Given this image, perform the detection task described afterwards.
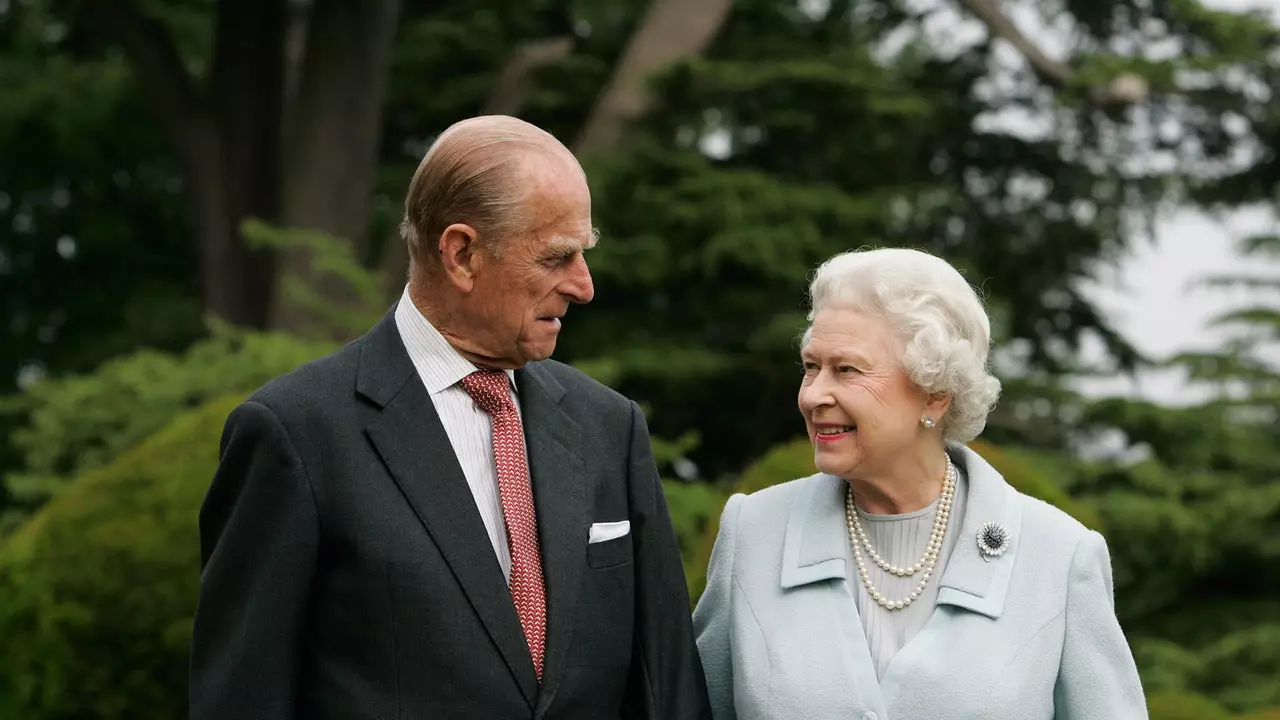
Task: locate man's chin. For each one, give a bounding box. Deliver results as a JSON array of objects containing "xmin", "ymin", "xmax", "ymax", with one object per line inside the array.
[{"xmin": 519, "ymin": 340, "xmax": 558, "ymax": 363}]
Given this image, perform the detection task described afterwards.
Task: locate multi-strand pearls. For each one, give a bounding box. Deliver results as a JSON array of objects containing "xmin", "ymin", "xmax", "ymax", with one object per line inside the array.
[{"xmin": 845, "ymin": 454, "xmax": 956, "ymax": 611}]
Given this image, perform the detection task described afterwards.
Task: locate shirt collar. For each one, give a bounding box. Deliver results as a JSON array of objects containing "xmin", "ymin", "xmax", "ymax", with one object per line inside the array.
[{"xmin": 394, "ymin": 285, "xmax": 517, "ymax": 395}]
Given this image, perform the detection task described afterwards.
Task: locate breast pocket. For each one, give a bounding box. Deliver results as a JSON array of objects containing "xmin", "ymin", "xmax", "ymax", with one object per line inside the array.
[{"xmin": 586, "ymin": 533, "xmax": 633, "ymax": 569}]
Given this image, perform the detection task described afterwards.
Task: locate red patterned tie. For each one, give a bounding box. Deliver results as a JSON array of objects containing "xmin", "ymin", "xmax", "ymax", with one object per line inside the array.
[{"xmin": 460, "ymin": 370, "xmax": 547, "ymax": 682}]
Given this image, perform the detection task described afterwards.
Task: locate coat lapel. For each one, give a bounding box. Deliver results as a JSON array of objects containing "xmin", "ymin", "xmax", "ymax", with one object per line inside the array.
[
  {"xmin": 778, "ymin": 445, "xmax": 1027, "ymax": 715},
  {"xmin": 357, "ymin": 313, "xmax": 539, "ymax": 708},
  {"xmin": 517, "ymin": 363, "xmax": 589, "ymax": 718},
  {"xmin": 934, "ymin": 443, "xmax": 1022, "ymax": 619},
  {"xmin": 779, "ymin": 474, "xmax": 888, "ymax": 717},
  {"xmin": 878, "ymin": 443, "xmax": 1024, "ymax": 705}
]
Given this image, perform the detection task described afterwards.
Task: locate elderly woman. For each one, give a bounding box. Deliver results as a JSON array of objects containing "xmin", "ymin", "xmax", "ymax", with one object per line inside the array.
[{"xmin": 692, "ymin": 248, "xmax": 1148, "ymax": 719}]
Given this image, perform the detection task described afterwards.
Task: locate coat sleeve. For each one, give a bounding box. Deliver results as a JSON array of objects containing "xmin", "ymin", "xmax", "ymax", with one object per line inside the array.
[
  {"xmin": 189, "ymin": 400, "xmax": 320, "ymax": 720},
  {"xmin": 621, "ymin": 401, "xmax": 714, "ymax": 720},
  {"xmin": 691, "ymin": 493, "xmax": 744, "ymax": 720},
  {"xmin": 1054, "ymin": 530, "xmax": 1149, "ymax": 720}
]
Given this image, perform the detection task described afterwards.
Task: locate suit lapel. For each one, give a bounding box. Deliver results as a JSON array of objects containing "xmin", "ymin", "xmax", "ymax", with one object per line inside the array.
[
  {"xmin": 516, "ymin": 363, "xmax": 589, "ymax": 716},
  {"xmin": 357, "ymin": 313, "xmax": 539, "ymax": 708}
]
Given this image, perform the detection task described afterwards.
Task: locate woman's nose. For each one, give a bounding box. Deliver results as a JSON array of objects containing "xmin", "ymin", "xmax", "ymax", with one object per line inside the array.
[{"xmin": 798, "ymin": 372, "xmax": 833, "ymax": 411}]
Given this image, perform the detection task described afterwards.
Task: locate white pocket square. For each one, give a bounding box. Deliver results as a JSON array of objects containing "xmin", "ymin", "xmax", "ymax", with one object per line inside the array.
[{"xmin": 588, "ymin": 520, "xmax": 631, "ymax": 544}]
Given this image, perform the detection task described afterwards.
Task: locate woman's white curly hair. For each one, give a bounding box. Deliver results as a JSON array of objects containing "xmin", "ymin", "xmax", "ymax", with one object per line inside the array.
[{"xmin": 802, "ymin": 247, "xmax": 1002, "ymax": 442}]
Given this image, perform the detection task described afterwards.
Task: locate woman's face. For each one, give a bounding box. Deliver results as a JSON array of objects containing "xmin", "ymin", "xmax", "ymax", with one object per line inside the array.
[{"xmin": 797, "ymin": 307, "xmax": 942, "ymax": 480}]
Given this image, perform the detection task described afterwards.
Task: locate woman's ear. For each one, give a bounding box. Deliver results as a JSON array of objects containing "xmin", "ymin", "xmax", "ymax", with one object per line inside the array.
[{"xmin": 923, "ymin": 391, "xmax": 952, "ymax": 425}]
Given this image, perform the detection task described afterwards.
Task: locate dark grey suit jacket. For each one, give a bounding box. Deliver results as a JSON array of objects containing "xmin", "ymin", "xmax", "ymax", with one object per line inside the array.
[{"xmin": 189, "ymin": 313, "xmax": 711, "ymax": 719}]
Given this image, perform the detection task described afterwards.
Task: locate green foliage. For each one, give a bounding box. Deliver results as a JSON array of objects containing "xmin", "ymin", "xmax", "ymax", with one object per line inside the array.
[
  {"xmin": 241, "ymin": 218, "xmax": 390, "ymax": 342},
  {"xmin": 1, "ymin": 323, "xmax": 334, "ymax": 533},
  {"xmin": 3, "ymin": 0, "xmax": 1280, "ymax": 714},
  {"xmin": 662, "ymin": 479, "xmax": 727, "ymax": 600},
  {"xmin": 0, "ymin": 394, "xmax": 241, "ymax": 718},
  {"xmin": 1067, "ymin": 237, "xmax": 1280, "ymax": 715},
  {"xmin": 1147, "ymin": 692, "xmax": 1234, "ymax": 720}
]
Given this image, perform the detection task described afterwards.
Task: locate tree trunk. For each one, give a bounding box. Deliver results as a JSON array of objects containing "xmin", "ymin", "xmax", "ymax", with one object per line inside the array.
[
  {"xmin": 574, "ymin": 0, "xmax": 734, "ymax": 157},
  {"xmin": 208, "ymin": 0, "xmax": 286, "ymax": 328},
  {"xmin": 270, "ymin": 0, "xmax": 403, "ymax": 335},
  {"xmin": 91, "ymin": 0, "xmax": 285, "ymax": 329}
]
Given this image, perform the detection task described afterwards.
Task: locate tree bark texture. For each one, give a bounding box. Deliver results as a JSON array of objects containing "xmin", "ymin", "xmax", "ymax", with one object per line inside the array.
[
  {"xmin": 92, "ymin": 0, "xmax": 403, "ymax": 333},
  {"xmin": 91, "ymin": 0, "xmax": 286, "ymax": 329},
  {"xmin": 270, "ymin": 0, "xmax": 403, "ymax": 333}
]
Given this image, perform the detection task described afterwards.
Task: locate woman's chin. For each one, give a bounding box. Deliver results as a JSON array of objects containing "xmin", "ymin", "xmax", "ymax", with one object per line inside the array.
[{"xmin": 812, "ymin": 448, "xmax": 858, "ymax": 477}]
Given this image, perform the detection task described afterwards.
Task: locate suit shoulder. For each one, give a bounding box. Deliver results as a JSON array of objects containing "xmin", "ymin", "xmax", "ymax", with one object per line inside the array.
[
  {"xmin": 535, "ymin": 359, "xmax": 633, "ymax": 409},
  {"xmin": 243, "ymin": 340, "xmax": 361, "ymax": 419}
]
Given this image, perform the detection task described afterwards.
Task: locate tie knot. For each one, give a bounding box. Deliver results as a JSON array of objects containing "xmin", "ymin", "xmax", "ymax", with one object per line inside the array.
[{"xmin": 460, "ymin": 370, "xmax": 514, "ymax": 416}]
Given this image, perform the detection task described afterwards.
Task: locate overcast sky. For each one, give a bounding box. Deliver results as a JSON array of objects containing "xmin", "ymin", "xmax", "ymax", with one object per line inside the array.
[{"xmin": 1074, "ymin": 0, "xmax": 1279, "ymax": 403}]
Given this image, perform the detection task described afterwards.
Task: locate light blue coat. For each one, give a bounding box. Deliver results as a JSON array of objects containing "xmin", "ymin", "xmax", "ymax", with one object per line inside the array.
[{"xmin": 692, "ymin": 443, "xmax": 1148, "ymax": 720}]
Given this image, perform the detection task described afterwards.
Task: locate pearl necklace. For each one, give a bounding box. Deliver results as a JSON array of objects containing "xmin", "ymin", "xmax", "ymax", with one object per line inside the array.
[{"xmin": 845, "ymin": 455, "xmax": 956, "ymax": 611}]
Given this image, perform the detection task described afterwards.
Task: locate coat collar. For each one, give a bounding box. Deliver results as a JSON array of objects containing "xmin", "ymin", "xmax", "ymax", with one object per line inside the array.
[{"xmin": 779, "ymin": 443, "xmax": 1021, "ymax": 619}]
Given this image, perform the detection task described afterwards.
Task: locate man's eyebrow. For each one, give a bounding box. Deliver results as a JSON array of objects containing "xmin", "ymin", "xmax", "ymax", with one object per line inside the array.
[
  {"xmin": 548, "ymin": 228, "xmax": 600, "ymax": 254},
  {"xmin": 545, "ymin": 236, "xmax": 584, "ymax": 256}
]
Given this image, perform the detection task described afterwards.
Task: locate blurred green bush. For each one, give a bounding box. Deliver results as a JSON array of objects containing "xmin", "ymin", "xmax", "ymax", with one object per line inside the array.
[
  {"xmin": 0, "ymin": 394, "xmax": 241, "ymax": 718},
  {"xmin": 1, "ymin": 323, "xmax": 336, "ymax": 534}
]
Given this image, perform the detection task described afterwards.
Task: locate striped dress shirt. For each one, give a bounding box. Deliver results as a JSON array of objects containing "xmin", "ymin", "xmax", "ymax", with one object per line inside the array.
[{"xmin": 394, "ymin": 287, "xmax": 520, "ymax": 582}]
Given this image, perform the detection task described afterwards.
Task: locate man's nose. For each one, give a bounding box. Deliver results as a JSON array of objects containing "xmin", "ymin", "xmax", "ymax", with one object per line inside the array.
[{"xmin": 562, "ymin": 255, "xmax": 594, "ymax": 304}]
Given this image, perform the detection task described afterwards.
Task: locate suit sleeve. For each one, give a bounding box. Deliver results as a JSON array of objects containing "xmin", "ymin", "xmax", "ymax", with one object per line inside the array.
[
  {"xmin": 691, "ymin": 494, "xmax": 743, "ymax": 720},
  {"xmin": 1054, "ymin": 530, "xmax": 1149, "ymax": 720},
  {"xmin": 189, "ymin": 400, "xmax": 320, "ymax": 720},
  {"xmin": 622, "ymin": 401, "xmax": 713, "ymax": 720}
]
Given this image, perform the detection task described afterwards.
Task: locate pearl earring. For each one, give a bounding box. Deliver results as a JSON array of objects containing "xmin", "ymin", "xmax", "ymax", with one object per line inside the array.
[{"xmin": 920, "ymin": 416, "xmax": 936, "ymax": 429}]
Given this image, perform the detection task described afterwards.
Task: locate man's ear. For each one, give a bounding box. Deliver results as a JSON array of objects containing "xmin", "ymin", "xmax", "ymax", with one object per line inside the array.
[{"xmin": 437, "ymin": 223, "xmax": 481, "ymax": 291}]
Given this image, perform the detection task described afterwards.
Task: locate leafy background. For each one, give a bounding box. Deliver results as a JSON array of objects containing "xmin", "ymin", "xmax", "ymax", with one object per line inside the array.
[{"xmin": 1, "ymin": 0, "xmax": 1278, "ymax": 717}]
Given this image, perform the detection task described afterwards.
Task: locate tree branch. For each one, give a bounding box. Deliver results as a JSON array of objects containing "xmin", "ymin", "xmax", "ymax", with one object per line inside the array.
[
  {"xmin": 574, "ymin": 0, "xmax": 734, "ymax": 156},
  {"xmin": 483, "ymin": 36, "xmax": 574, "ymax": 117},
  {"xmin": 86, "ymin": 0, "xmax": 203, "ymax": 137},
  {"xmin": 959, "ymin": 0, "xmax": 1148, "ymax": 107}
]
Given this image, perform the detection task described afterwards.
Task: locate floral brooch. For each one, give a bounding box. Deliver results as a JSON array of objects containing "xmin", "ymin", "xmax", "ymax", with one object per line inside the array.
[{"xmin": 976, "ymin": 521, "xmax": 1010, "ymax": 561}]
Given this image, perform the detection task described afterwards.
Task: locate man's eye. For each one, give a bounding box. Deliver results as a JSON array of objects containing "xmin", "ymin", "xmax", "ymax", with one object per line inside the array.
[{"xmin": 839, "ymin": 365, "xmax": 859, "ymax": 373}]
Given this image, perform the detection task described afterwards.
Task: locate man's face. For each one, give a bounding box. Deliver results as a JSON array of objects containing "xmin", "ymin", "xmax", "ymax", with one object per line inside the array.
[{"xmin": 463, "ymin": 160, "xmax": 596, "ymax": 368}]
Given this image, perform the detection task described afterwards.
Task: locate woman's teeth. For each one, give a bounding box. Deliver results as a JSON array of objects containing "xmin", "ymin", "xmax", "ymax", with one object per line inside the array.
[{"xmin": 817, "ymin": 426, "xmax": 854, "ymax": 435}]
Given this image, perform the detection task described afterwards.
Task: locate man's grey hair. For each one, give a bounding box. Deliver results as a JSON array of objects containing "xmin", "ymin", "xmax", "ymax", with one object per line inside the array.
[
  {"xmin": 400, "ymin": 115, "xmax": 581, "ymax": 268},
  {"xmin": 801, "ymin": 247, "xmax": 1002, "ymax": 442}
]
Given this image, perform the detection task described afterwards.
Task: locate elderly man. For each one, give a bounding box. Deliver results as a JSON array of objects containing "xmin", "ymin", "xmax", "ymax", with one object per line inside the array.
[{"xmin": 190, "ymin": 116, "xmax": 711, "ymax": 720}]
